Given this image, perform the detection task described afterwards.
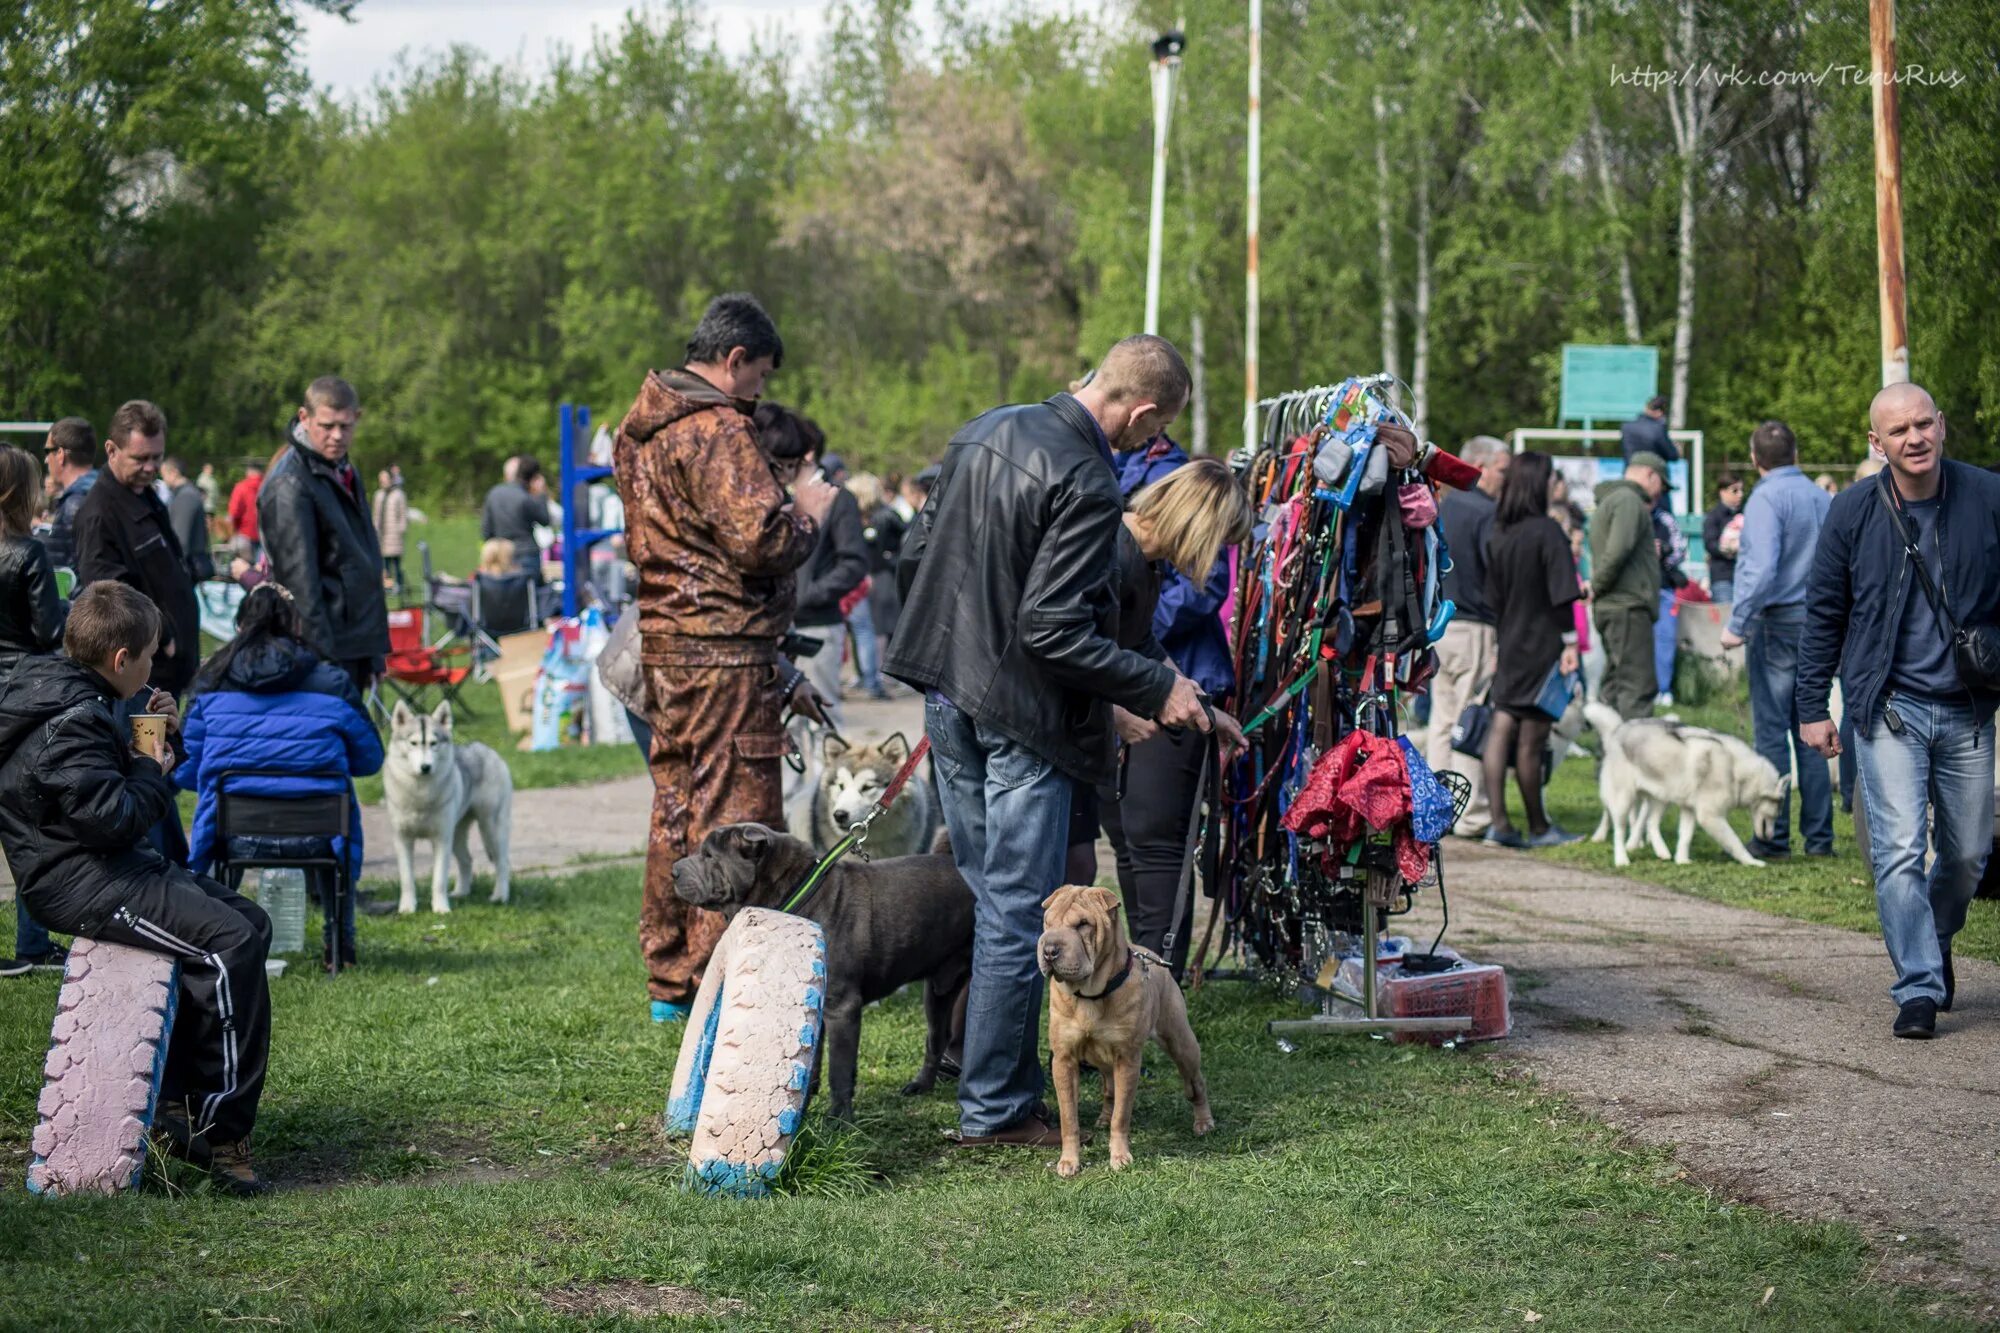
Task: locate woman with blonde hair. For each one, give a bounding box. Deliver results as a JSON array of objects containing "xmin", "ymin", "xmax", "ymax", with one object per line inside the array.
[
  {"xmin": 477, "ymin": 538, "xmax": 517, "ymax": 578},
  {"xmin": 0, "ymin": 443, "xmax": 69, "ymax": 975},
  {"xmin": 1096, "ymin": 452, "xmax": 1251, "ymax": 975}
]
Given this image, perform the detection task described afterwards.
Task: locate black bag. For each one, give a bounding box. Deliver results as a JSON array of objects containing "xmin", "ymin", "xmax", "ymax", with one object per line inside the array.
[
  {"xmin": 1877, "ymin": 474, "xmax": 2000, "ymax": 693},
  {"xmin": 1449, "ymin": 682, "xmax": 1493, "ymax": 759}
]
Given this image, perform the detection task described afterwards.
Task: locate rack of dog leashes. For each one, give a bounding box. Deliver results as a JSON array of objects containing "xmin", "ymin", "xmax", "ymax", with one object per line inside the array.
[{"xmin": 1180, "ymin": 372, "xmax": 1480, "ymax": 1040}]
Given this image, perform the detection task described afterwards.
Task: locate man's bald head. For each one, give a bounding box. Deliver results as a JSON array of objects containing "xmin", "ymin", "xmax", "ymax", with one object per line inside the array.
[
  {"xmin": 1074, "ymin": 334, "xmax": 1192, "ymax": 453},
  {"xmin": 1867, "ymin": 381, "xmax": 1947, "ymax": 496},
  {"xmin": 1869, "ymin": 381, "xmax": 1935, "ymax": 432}
]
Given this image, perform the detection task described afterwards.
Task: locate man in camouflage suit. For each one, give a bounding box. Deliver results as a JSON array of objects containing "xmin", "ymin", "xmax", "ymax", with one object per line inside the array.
[{"xmin": 614, "ymin": 294, "xmax": 838, "ymax": 1020}]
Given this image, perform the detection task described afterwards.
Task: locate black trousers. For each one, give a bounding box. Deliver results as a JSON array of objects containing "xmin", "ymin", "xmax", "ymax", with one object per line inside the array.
[
  {"xmin": 26, "ymin": 866, "xmax": 272, "ymax": 1144},
  {"xmin": 1096, "ymin": 728, "xmax": 1207, "ymax": 975}
]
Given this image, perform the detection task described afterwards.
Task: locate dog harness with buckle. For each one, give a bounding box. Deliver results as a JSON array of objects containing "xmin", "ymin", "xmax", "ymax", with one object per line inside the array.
[{"xmin": 779, "ymin": 735, "xmax": 932, "ymax": 914}]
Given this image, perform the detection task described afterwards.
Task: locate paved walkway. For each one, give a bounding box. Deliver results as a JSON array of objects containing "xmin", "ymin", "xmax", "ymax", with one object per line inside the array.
[{"xmin": 1404, "ymin": 844, "xmax": 2000, "ymax": 1302}]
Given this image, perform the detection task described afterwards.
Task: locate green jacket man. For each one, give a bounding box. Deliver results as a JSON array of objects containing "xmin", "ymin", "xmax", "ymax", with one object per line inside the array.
[{"xmin": 1590, "ymin": 452, "xmax": 1668, "ymax": 718}]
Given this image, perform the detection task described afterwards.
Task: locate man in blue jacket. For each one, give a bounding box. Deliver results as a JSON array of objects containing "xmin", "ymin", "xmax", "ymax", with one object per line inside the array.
[
  {"xmin": 1718, "ymin": 421, "xmax": 1832, "ymax": 859},
  {"xmin": 1799, "ymin": 383, "xmax": 2000, "ymax": 1039}
]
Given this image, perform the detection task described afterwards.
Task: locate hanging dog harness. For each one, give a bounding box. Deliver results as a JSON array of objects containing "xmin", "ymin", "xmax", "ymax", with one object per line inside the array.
[{"xmin": 779, "ymin": 736, "xmax": 932, "ymax": 915}]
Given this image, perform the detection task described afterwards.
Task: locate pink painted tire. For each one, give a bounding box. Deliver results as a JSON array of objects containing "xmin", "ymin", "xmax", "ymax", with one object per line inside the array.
[
  {"xmin": 28, "ymin": 938, "xmax": 179, "ymax": 1197},
  {"xmin": 665, "ymin": 907, "xmax": 826, "ymax": 1198}
]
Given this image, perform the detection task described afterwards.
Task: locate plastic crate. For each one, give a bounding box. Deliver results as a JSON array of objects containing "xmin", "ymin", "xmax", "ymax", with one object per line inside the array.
[{"xmin": 1381, "ymin": 959, "xmax": 1510, "ymax": 1045}]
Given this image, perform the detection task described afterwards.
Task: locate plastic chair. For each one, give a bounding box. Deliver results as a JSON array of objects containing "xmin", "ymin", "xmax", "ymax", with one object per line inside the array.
[{"xmin": 211, "ymin": 769, "xmax": 354, "ymax": 976}]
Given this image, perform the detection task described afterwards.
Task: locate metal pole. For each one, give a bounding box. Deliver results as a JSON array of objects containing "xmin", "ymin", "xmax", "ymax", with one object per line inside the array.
[
  {"xmin": 1144, "ymin": 35, "xmax": 1183, "ymax": 336},
  {"xmin": 1870, "ymin": 0, "xmax": 1909, "ymax": 387},
  {"xmin": 1243, "ymin": 0, "xmax": 1260, "ymax": 453}
]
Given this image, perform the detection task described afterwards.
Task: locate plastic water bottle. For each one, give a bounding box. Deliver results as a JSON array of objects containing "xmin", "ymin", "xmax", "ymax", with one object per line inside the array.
[{"xmin": 255, "ymin": 869, "xmax": 308, "ymax": 956}]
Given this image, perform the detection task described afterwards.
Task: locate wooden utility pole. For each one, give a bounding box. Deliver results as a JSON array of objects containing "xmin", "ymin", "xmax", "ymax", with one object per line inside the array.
[{"xmin": 1871, "ymin": 0, "xmax": 1909, "ymax": 387}]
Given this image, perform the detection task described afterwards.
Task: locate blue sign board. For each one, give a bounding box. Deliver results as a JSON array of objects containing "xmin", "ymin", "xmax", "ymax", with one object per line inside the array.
[{"xmin": 1559, "ymin": 345, "xmax": 1658, "ymax": 424}]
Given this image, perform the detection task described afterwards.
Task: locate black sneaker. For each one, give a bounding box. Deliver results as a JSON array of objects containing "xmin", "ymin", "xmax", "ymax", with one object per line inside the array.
[
  {"xmin": 0, "ymin": 956, "xmax": 32, "ymax": 978},
  {"xmin": 1893, "ymin": 997, "xmax": 1937, "ymax": 1039},
  {"xmin": 1747, "ymin": 838, "xmax": 1791, "ymax": 862},
  {"xmin": 1941, "ymin": 949, "xmax": 1955, "ymax": 1014},
  {"xmin": 23, "ymin": 940, "xmax": 68, "ymax": 972}
]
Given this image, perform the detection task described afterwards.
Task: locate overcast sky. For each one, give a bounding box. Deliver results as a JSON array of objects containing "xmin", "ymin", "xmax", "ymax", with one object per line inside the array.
[{"xmin": 297, "ymin": 1, "xmax": 1088, "ymax": 101}]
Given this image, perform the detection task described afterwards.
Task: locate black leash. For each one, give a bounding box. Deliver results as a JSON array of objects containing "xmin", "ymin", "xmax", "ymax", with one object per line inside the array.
[{"xmin": 1160, "ymin": 700, "xmax": 1218, "ymax": 965}]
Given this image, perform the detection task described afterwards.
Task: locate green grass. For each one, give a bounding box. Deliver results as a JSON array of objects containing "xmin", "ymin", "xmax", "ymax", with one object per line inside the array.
[
  {"xmin": 0, "ymin": 867, "xmax": 1977, "ymax": 1329},
  {"xmin": 1487, "ymin": 671, "xmax": 2000, "ymax": 967}
]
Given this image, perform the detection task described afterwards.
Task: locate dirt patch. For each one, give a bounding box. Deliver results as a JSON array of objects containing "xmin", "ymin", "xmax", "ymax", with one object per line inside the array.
[{"xmin": 539, "ymin": 1280, "xmax": 745, "ymax": 1319}]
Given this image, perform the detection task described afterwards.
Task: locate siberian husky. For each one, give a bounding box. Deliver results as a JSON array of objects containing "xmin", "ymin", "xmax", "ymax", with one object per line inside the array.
[
  {"xmin": 1584, "ymin": 703, "xmax": 1788, "ymax": 868},
  {"xmin": 814, "ymin": 732, "xmax": 938, "ymax": 858},
  {"xmin": 383, "ymin": 702, "xmax": 515, "ymax": 913}
]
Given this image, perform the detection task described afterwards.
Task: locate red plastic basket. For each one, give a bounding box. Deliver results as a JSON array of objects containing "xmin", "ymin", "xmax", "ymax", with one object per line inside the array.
[{"xmin": 1380, "ymin": 960, "xmax": 1511, "ymax": 1045}]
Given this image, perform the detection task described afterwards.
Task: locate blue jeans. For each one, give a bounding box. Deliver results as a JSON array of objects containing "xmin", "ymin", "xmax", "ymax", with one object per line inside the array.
[
  {"xmin": 926, "ymin": 695, "xmax": 1072, "ymax": 1135},
  {"xmin": 1710, "ymin": 578, "xmax": 1734, "ymax": 606},
  {"xmin": 1853, "ymin": 694, "xmax": 1996, "ymax": 1006},
  {"xmin": 848, "ymin": 597, "xmax": 882, "ymax": 694},
  {"xmin": 1653, "ymin": 588, "xmax": 1680, "ymax": 696},
  {"xmin": 16, "ymin": 898, "xmax": 53, "ymax": 958},
  {"xmin": 1745, "ymin": 606, "xmax": 1834, "ymax": 854}
]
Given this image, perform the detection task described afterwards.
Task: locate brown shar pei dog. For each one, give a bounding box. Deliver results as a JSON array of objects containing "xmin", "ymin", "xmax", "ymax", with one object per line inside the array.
[{"xmin": 1038, "ymin": 885, "xmax": 1214, "ymax": 1177}]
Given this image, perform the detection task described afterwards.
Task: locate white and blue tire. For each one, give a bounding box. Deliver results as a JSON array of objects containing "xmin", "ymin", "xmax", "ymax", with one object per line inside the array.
[{"xmin": 664, "ymin": 907, "xmax": 826, "ymax": 1198}]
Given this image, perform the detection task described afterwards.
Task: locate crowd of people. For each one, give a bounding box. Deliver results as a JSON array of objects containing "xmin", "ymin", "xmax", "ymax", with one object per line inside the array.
[
  {"xmin": 0, "ymin": 379, "xmax": 400, "ymax": 1192},
  {"xmin": 0, "ymin": 287, "xmax": 1992, "ymax": 1197}
]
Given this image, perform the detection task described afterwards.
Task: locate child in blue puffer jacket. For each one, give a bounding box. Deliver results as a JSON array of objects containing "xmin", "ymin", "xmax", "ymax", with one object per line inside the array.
[{"xmin": 175, "ymin": 584, "xmax": 383, "ymax": 969}]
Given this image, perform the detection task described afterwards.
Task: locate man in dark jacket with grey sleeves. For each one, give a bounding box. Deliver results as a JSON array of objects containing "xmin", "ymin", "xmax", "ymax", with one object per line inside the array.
[
  {"xmin": 1798, "ymin": 383, "xmax": 2000, "ymax": 1040},
  {"xmin": 258, "ymin": 377, "xmax": 390, "ymax": 690},
  {"xmin": 885, "ymin": 335, "xmax": 1212, "ymax": 1149}
]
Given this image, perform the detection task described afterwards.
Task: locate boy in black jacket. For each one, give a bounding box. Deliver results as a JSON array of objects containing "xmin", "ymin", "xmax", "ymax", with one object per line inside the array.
[{"xmin": 0, "ymin": 583, "xmax": 272, "ymax": 1193}]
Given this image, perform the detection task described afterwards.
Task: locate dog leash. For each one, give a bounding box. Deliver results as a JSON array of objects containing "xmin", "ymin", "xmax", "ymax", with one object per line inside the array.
[
  {"xmin": 1160, "ymin": 700, "xmax": 1217, "ymax": 967},
  {"xmin": 779, "ymin": 735, "xmax": 932, "ymax": 915}
]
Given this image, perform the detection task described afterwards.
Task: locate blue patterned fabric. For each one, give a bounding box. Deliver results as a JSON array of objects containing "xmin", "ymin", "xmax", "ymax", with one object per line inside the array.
[{"xmin": 1398, "ymin": 736, "xmax": 1454, "ymax": 844}]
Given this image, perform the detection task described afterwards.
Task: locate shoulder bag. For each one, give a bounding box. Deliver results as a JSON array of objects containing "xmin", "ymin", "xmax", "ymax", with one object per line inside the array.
[{"xmin": 1877, "ymin": 472, "xmax": 2000, "ymax": 692}]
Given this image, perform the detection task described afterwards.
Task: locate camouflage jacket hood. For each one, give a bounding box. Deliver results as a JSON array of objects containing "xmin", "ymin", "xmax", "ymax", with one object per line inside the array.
[{"xmin": 614, "ymin": 369, "xmax": 816, "ymax": 666}]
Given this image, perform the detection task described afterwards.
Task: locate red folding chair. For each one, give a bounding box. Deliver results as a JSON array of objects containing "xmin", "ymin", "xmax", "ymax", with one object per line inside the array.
[{"xmin": 371, "ymin": 606, "xmax": 474, "ymax": 725}]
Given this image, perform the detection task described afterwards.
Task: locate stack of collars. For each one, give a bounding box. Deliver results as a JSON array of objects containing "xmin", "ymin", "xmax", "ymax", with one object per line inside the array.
[{"xmin": 1216, "ymin": 377, "xmax": 1481, "ymax": 969}]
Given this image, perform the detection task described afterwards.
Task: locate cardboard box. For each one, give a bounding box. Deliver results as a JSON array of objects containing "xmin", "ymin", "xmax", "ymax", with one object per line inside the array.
[{"xmin": 491, "ymin": 629, "xmax": 548, "ymax": 735}]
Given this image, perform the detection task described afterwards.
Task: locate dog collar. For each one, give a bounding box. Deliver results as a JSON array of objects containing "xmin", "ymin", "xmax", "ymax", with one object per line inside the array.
[{"xmin": 1073, "ymin": 951, "xmax": 1137, "ymax": 1002}]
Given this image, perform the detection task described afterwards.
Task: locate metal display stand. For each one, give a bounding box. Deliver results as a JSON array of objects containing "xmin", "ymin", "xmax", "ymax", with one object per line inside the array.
[{"xmin": 556, "ymin": 402, "xmax": 619, "ymax": 617}]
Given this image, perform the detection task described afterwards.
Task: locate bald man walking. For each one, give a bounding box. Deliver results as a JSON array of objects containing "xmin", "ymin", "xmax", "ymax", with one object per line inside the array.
[{"xmin": 1799, "ymin": 384, "xmax": 2000, "ymax": 1039}]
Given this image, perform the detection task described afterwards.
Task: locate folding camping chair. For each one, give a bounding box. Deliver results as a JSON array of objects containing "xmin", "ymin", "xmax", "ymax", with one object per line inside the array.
[
  {"xmin": 373, "ymin": 604, "xmax": 473, "ymax": 724},
  {"xmin": 471, "ymin": 571, "xmax": 538, "ymax": 648},
  {"xmin": 211, "ymin": 769, "xmax": 354, "ymax": 976}
]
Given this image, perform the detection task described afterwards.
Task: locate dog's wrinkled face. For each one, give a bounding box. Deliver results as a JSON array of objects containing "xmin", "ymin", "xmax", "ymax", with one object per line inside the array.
[
  {"xmin": 391, "ymin": 701, "xmax": 454, "ymax": 776},
  {"xmin": 671, "ymin": 823, "xmax": 781, "ymax": 910},
  {"xmin": 821, "ymin": 733, "xmax": 911, "ymax": 833},
  {"xmin": 1038, "ymin": 885, "xmax": 1125, "ymax": 987}
]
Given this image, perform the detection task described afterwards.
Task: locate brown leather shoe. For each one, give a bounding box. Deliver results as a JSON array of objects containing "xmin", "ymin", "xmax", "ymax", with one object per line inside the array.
[
  {"xmin": 208, "ymin": 1139, "xmax": 272, "ymax": 1196},
  {"xmin": 948, "ymin": 1114, "xmax": 1089, "ymax": 1149},
  {"xmin": 150, "ymin": 1098, "xmax": 212, "ymax": 1169}
]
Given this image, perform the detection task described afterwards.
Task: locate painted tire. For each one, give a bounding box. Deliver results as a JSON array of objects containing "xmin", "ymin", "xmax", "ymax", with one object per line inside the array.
[
  {"xmin": 28, "ymin": 938, "xmax": 179, "ymax": 1197},
  {"xmin": 665, "ymin": 907, "xmax": 826, "ymax": 1199}
]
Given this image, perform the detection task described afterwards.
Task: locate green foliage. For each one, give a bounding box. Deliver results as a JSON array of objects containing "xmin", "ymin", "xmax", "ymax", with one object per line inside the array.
[{"xmin": 5, "ymin": 0, "xmax": 1996, "ymax": 506}]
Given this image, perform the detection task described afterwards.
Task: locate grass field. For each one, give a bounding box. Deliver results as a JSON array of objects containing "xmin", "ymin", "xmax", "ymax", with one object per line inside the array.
[{"xmin": 0, "ymin": 866, "xmax": 1981, "ymax": 1330}]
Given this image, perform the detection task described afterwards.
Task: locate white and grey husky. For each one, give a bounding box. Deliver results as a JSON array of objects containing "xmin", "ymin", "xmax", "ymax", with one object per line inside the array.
[
  {"xmin": 383, "ymin": 701, "xmax": 514, "ymax": 913},
  {"xmin": 1584, "ymin": 703, "xmax": 1789, "ymax": 868}
]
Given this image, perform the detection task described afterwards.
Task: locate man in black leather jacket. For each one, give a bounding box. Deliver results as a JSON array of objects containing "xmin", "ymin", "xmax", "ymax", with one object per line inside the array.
[
  {"xmin": 886, "ymin": 335, "xmax": 1210, "ymax": 1148},
  {"xmin": 258, "ymin": 377, "xmax": 390, "ymax": 689}
]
